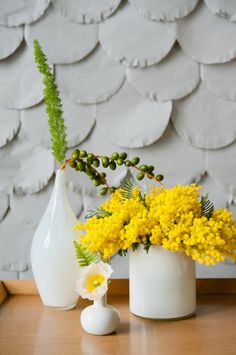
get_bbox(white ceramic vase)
[80,293,120,335]
[129,246,196,319]
[31,169,79,310]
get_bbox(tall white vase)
[31,169,79,310]
[129,246,196,319]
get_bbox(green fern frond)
[85,208,112,219]
[201,194,214,219]
[120,179,135,200]
[74,241,99,267]
[34,39,68,164]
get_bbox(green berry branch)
[62,149,164,195]
[34,39,164,195]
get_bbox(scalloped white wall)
[0,0,236,279]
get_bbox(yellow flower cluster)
[74,184,236,265]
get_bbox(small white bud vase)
[80,293,120,335]
[129,246,196,319]
[31,169,79,310]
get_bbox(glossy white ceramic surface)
[80,293,120,335]
[129,246,196,319]
[31,169,79,309]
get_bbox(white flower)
[75,261,113,301]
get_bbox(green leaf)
[201,194,214,219]
[74,241,99,267]
[117,249,128,257]
[85,208,112,219]
[131,243,139,252]
[144,243,151,254]
[34,39,68,164]
[120,179,135,200]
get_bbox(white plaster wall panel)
[96,81,172,148]
[0,193,9,222]
[65,126,128,194]
[0,212,33,272]
[0,0,51,26]
[25,6,98,65]
[53,0,121,24]
[79,193,108,221]
[201,61,236,101]
[129,0,199,22]
[99,3,176,67]
[0,42,44,109]
[0,107,20,148]
[0,25,23,60]
[198,175,229,209]
[0,270,18,279]
[0,131,54,195]
[128,124,205,188]
[205,0,236,21]
[1,0,236,279]
[126,44,200,101]
[21,99,95,149]
[197,262,236,278]
[56,46,125,104]
[111,254,129,278]
[19,269,33,279]
[177,2,236,64]
[229,203,236,219]
[206,142,236,200]
[10,179,83,228]
[12,144,54,195]
[0,142,21,194]
[172,84,236,149]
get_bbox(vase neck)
[94,293,107,307]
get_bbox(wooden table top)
[1,293,236,355]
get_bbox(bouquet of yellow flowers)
[34,39,236,268]
[75,183,236,266]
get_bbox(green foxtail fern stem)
[34,39,68,165]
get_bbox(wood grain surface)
[2,279,236,296]
[0,282,7,305]
[1,294,236,355]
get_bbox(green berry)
[94,177,102,186]
[80,150,87,158]
[102,156,110,168]
[137,172,145,181]
[132,157,140,165]
[110,187,117,193]
[77,160,85,171]
[120,152,127,160]
[92,158,100,167]
[111,152,119,161]
[87,157,93,165]
[125,160,132,167]
[87,153,94,160]
[147,165,154,172]
[69,160,77,168]
[117,158,124,166]
[140,164,148,171]
[147,173,154,179]
[156,174,164,181]
[100,187,108,195]
[85,165,93,175]
[109,161,116,170]
[101,172,106,178]
[71,149,80,161]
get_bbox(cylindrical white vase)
[31,169,79,310]
[129,246,196,319]
[80,293,120,335]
